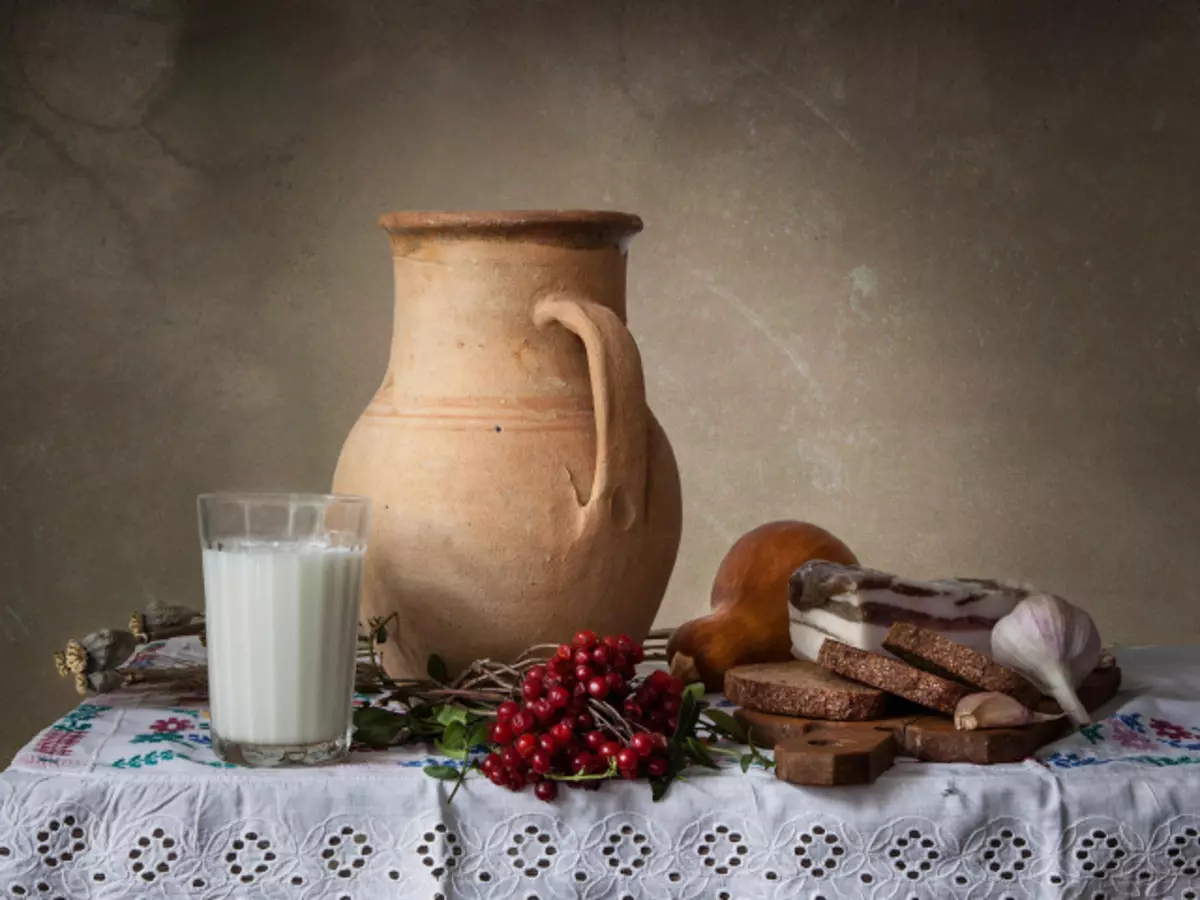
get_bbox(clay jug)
[332,211,682,677]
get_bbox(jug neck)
[377,213,642,404]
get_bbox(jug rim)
[379,210,643,244]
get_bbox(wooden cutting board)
[736,664,1122,766]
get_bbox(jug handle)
[533,295,648,532]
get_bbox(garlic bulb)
[953,692,1063,731]
[990,593,1102,726]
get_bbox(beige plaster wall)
[2,0,1198,760]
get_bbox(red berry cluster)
[479,630,685,802]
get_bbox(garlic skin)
[990,593,1102,726]
[953,692,1063,731]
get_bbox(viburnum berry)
[497,700,520,721]
[522,679,543,702]
[630,732,654,758]
[550,720,574,745]
[647,670,672,693]
[516,732,538,758]
[483,632,699,800]
[616,747,639,772]
[571,752,594,774]
[490,721,514,745]
[573,630,599,649]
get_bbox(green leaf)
[740,754,752,773]
[436,720,468,759]
[466,720,491,749]
[703,708,748,743]
[352,707,409,748]
[683,682,705,701]
[435,705,471,727]
[424,764,460,780]
[427,654,449,683]
[684,737,719,769]
[650,776,672,801]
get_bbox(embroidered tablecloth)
[2,639,1199,900]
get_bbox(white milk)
[202,541,364,746]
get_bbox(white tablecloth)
[2,638,1200,900]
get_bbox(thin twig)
[588,698,634,741]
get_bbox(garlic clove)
[953,692,1063,731]
[990,593,1102,727]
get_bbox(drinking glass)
[198,492,371,766]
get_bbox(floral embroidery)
[123,640,166,669]
[1111,720,1158,751]
[130,709,212,747]
[1117,712,1147,733]
[1055,712,1200,756]
[1151,718,1196,741]
[396,755,464,769]
[110,750,234,769]
[30,704,113,759]
[1079,723,1104,744]
[33,729,86,759]
[56,704,111,733]
[1045,751,1200,769]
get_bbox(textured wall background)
[2,0,1199,760]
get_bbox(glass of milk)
[198,492,371,767]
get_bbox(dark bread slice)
[817,639,970,716]
[724,660,888,721]
[882,622,1042,708]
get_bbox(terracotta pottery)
[332,211,682,677]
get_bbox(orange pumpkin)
[666,521,858,691]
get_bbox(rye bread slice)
[724,660,888,721]
[882,622,1042,708]
[817,639,970,715]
